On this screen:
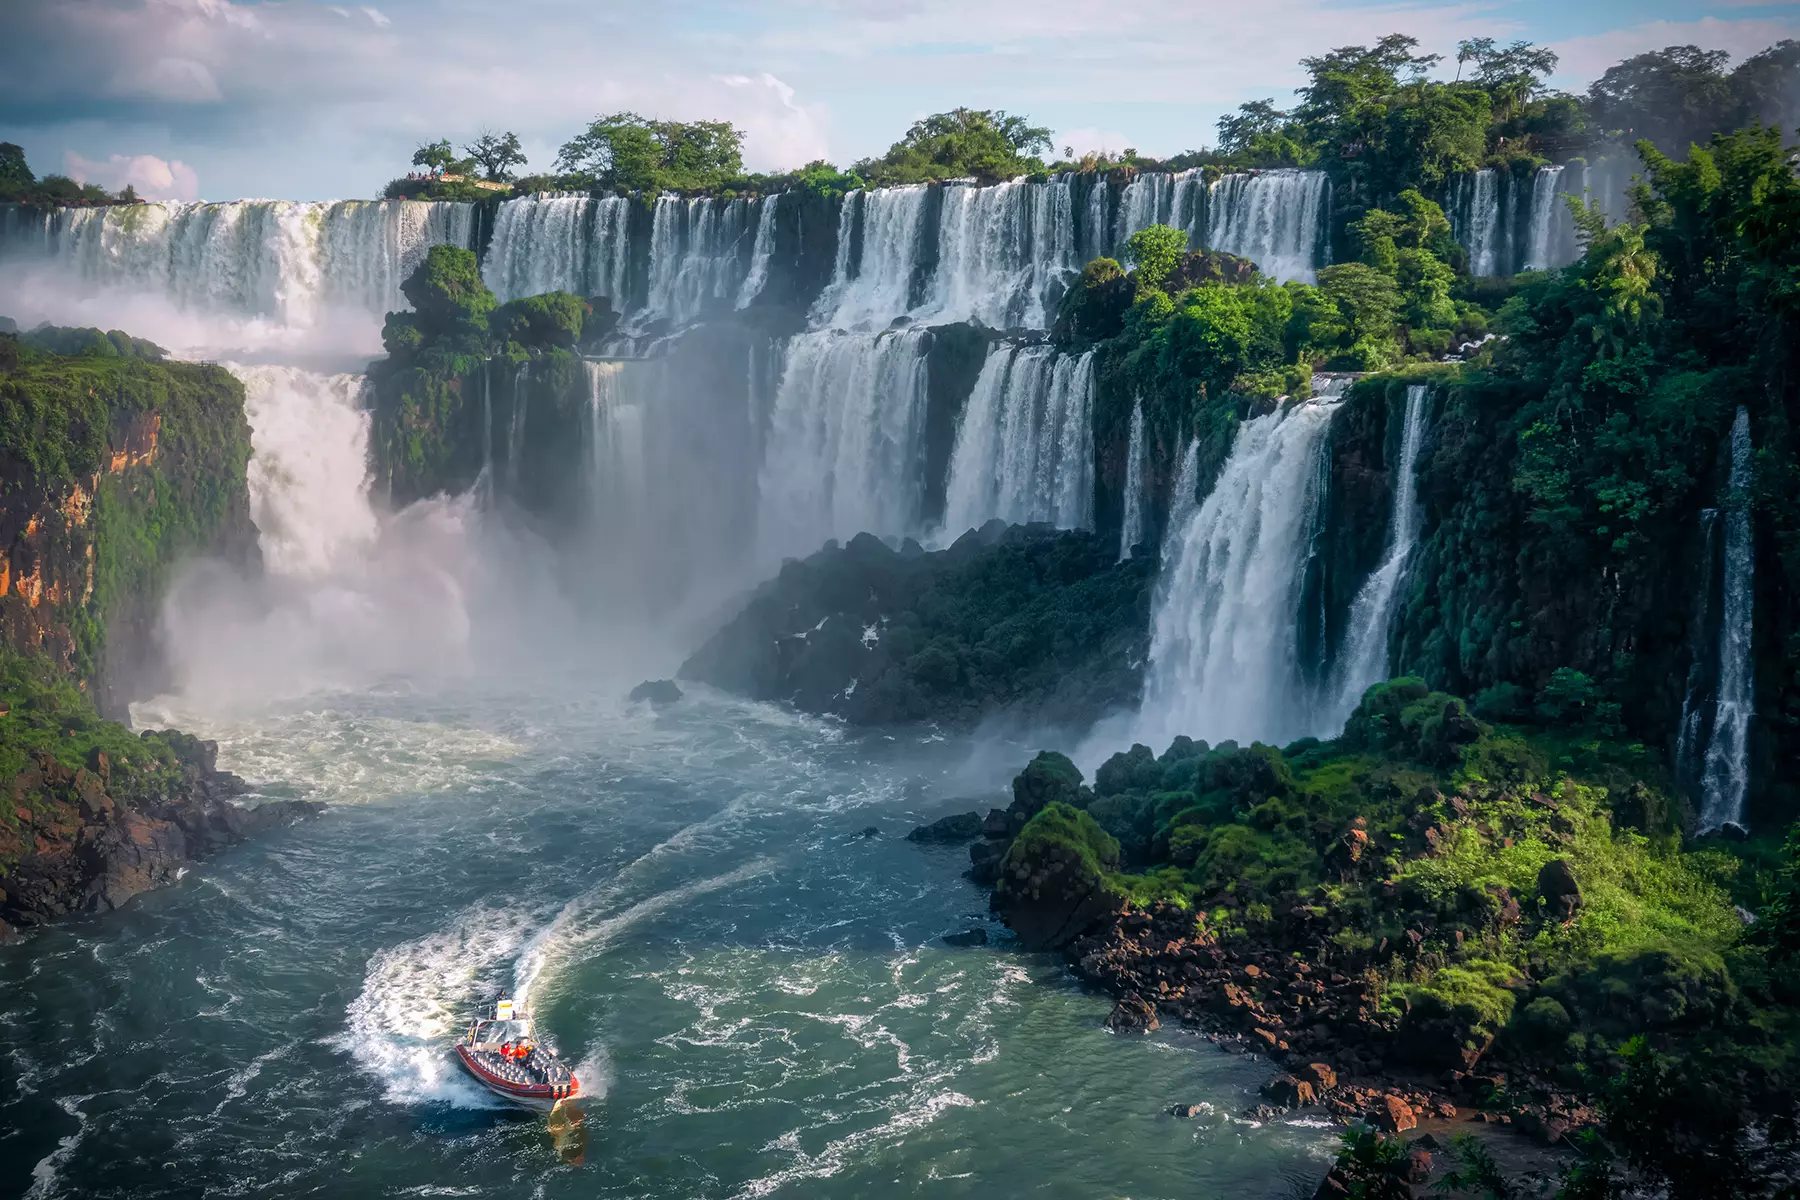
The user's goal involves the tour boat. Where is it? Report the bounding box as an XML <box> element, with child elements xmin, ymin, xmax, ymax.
<box><xmin>454</xmin><ymin>998</ymin><xmax>580</xmax><ymax>1111</ymax></box>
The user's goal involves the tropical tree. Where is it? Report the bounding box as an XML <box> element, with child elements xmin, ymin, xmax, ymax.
<box><xmin>464</xmin><ymin>130</ymin><xmax>527</xmax><ymax>183</ymax></box>
<box><xmin>411</xmin><ymin>139</ymin><xmax>460</xmax><ymax>174</ymax></box>
<box><xmin>555</xmin><ymin>113</ymin><xmax>744</xmax><ymax>193</ymax></box>
<box><xmin>856</xmin><ymin>107</ymin><xmax>1053</xmax><ymax>185</ymax></box>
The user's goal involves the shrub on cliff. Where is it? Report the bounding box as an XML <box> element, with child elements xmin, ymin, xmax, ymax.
<box><xmin>402</xmin><ymin>246</ymin><xmax>495</xmax><ymax>341</ymax></box>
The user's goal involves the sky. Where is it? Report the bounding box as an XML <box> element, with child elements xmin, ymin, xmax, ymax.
<box><xmin>1</xmin><ymin>0</ymin><xmax>1797</xmax><ymax>203</ymax></box>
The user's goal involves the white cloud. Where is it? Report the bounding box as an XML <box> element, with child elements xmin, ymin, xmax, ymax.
<box><xmin>1549</xmin><ymin>15</ymin><xmax>1800</xmax><ymax>86</ymax></box>
<box><xmin>718</xmin><ymin>73</ymin><xmax>833</xmax><ymax>169</ymax></box>
<box><xmin>360</xmin><ymin>6</ymin><xmax>391</xmax><ymax>28</ymax></box>
<box><xmin>65</xmin><ymin>151</ymin><xmax>201</xmax><ymax>201</ymax></box>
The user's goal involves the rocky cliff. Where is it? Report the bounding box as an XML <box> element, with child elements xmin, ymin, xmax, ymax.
<box><xmin>681</xmin><ymin>523</ymin><xmax>1157</xmax><ymax>730</ymax></box>
<box><xmin>0</xmin><ymin>330</ymin><xmax>259</xmax><ymax>715</ymax></box>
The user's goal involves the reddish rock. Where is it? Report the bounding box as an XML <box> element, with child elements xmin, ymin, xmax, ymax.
<box><xmin>1374</xmin><ymin>1094</ymin><xmax>1417</xmax><ymax>1133</ymax></box>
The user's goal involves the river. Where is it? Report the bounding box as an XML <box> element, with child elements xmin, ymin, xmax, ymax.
<box><xmin>0</xmin><ymin>672</ymin><xmax>1334</xmax><ymax>1197</ymax></box>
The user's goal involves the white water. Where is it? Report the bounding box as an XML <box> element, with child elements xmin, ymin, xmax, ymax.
<box><xmin>1205</xmin><ymin>171</ymin><xmax>1329</xmax><ymax>283</ymax></box>
<box><xmin>756</xmin><ymin>328</ymin><xmax>932</xmax><ymax>560</ymax></box>
<box><xmin>1698</xmin><ymin>407</ymin><xmax>1755</xmax><ymax>833</ymax></box>
<box><xmin>925</xmin><ymin>179</ymin><xmax>1078</xmax><ymax>329</ymax></box>
<box><xmin>158</xmin><ymin>365</ymin><xmax>513</xmax><ymax>707</ymax></box>
<box><xmin>813</xmin><ymin>188</ymin><xmax>932</xmax><ymax>329</ymax></box>
<box><xmin>940</xmin><ymin>345</ymin><xmax>1094</xmax><ymax>537</ymax></box>
<box><xmin>736</xmin><ymin>193</ymin><xmax>780</xmax><ymax>309</ymax></box>
<box><xmin>1137</xmin><ymin>389</ymin><xmax>1345</xmax><ymax>749</ymax></box>
<box><xmin>646</xmin><ymin>196</ymin><xmax>753</xmax><ymax>326</ymax></box>
<box><xmin>1523</xmin><ymin>167</ymin><xmax>1565</xmax><ymax>271</ymax></box>
<box><xmin>585</xmin><ymin>360</ymin><xmax>648</xmax><ymax>523</ymax></box>
<box><xmin>482</xmin><ymin>194</ymin><xmax>632</xmax><ymax>304</ymax></box>
<box><xmin>231</xmin><ymin>365</ymin><xmax>379</xmax><ymax>580</ymax></box>
<box><xmin>1119</xmin><ymin>397</ymin><xmax>1147</xmax><ymax>560</ymax></box>
<box><xmin>1329</xmin><ymin>384</ymin><xmax>1430</xmax><ymax>718</ymax></box>
<box><xmin>1</xmin><ymin>200</ymin><xmax>473</xmax><ymax>331</ymax></box>
<box><xmin>1454</xmin><ymin>169</ymin><xmax>1504</xmax><ymax>277</ymax></box>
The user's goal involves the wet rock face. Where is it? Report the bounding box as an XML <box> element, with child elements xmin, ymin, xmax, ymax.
<box><xmin>679</xmin><ymin>525</ymin><xmax>1156</xmax><ymax>731</ymax></box>
<box><xmin>906</xmin><ymin>811</ymin><xmax>983</xmax><ymax>843</ymax></box>
<box><xmin>0</xmin><ymin>740</ymin><xmax>323</xmax><ymax>931</ymax></box>
<box><xmin>628</xmin><ymin>679</ymin><xmax>684</xmax><ymax>705</ymax></box>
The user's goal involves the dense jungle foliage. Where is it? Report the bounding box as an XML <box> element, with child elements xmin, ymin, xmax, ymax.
<box><xmin>1010</xmin><ymin>677</ymin><xmax>1798</xmax><ymax>1197</ymax></box>
<box><xmin>368</xmin><ymin>245</ymin><xmax>600</xmax><ymax>504</ymax></box>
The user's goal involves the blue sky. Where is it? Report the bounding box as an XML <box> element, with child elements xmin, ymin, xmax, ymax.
<box><xmin>2</xmin><ymin>0</ymin><xmax>1796</xmax><ymax>202</ymax></box>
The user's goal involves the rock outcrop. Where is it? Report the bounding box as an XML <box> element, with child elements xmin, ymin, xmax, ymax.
<box><xmin>0</xmin><ymin>734</ymin><xmax>321</xmax><ymax>934</ymax></box>
<box><xmin>680</xmin><ymin>524</ymin><xmax>1156</xmax><ymax>730</ymax></box>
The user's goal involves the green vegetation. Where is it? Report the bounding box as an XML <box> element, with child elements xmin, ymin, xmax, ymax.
<box><xmin>0</xmin><ymin>329</ymin><xmax>253</xmax><ymax>694</ymax></box>
<box><xmin>1011</xmin><ymin>677</ymin><xmax>1795</xmax><ymax>1191</ymax></box>
<box><xmin>853</xmin><ymin>107</ymin><xmax>1053</xmax><ymax>186</ymax></box>
<box><xmin>680</xmin><ymin>528</ymin><xmax>1159</xmax><ymax>729</ymax></box>
<box><xmin>368</xmin><ymin>246</ymin><xmax>597</xmax><ymax>503</ymax></box>
<box><xmin>1382</xmin><ymin>123</ymin><xmax>1800</xmax><ymax>822</ymax></box>
<box><xmin>0</xmin><ymin>143</ymin><xmax>138</xmax><ymax>208</ymax></box>
<box><xmin>554</xmin><ymin>113</ymin><xmax>745</xmax><ymax>194</ymax></box>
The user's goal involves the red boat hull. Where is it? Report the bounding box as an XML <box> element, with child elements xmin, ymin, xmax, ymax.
<box><xmin>455</xmin><ymin>1044</ymin><xmax>580</xmax><ymax>1111</ymax></box>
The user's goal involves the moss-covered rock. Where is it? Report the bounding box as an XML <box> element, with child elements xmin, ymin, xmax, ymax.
<box><xmin>991</xmin><ymin>801</ymin><xmax>1127</xmax><ymax>949</ymax></box>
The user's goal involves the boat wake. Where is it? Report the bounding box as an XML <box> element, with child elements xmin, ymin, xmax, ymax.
<box><xmin>335</xmin><ymin>903</ymin><xmax>543</xmax><ymax>1108</ymax></box>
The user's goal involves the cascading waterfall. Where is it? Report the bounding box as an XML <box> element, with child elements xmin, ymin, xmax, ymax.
<box><xmin>646</xmin><ymin>196</ymin><xmax>754</xmax><ymax>326</ymax></box>
<box><xmin>1329</xmin><ymin>384</ymin><xmax>1431</xmax><ymax>719</ymax></box>
<box><xmin>1137</xmin><ymin>386</ymin><xmax>1346</xmax><ymax>748</ymax></box>
<box><xmin>1119</xmin><ymin>398</ymin><xmax>1147</xmax><ymax>560</ymax></box>
<box><xmin>2</xmin><ymin>199</ymin><xmax>474</xmax><ymax>325</ymax></box>
<box><xmin>1452</xmin><ymin>169</ymin><xmax>1504</xmax><ymax>277</ymax></box>
<box><xmin>925</xmin><ymin>179</ymin><xmax>1078</xmax><ymax>329</ymax></box>
<box><xmin>483</xmin><ymin>194</ymin><xmax>632</xmax><ymax>304</ymax></box>
<box><xmin>1698</xmin><ymin>407</ymin><xmax>1756</xmax><ymax>833</ymax></box>
<box><xmin>813</xmin><ymin>187</ymin><xmax>932</xmax><ymax>328</ymax></box>
<box><xmin>508</xmin><ymin>361</ymin><xmax>529</xmax><ymax>491</ymax></box>
<box><xmin>1523</xmin><ymin>166</ymin><xmax>1565</xmax><ymax>271</ymax></box>
<box><xmin>1205</xmin><ymin>170</ymin><xmax>1329</xmax><ymax>283</ymax></box>
<box><xmin>736</xmin><ymin>194</ymin><xmax>780</xmax><ymax>309</ymax></box>
<box><xmin>756</xmin><ymin>328</ymin><xmax>932</xmax><ymax>560</ymax></box>
<box><xmin>585</xmin><ymin>360</ymin><xmax>647</xmax><ymax>519</ymax></box>
<box><xmin>940</xmin><ymin>345</ymin><xmax>1095</xmax><ymax>537</ymax></box>
<box><xmin>231</xmin><ymin>365</ymin><xmax>380</xmax><ymax>579</ymax></box>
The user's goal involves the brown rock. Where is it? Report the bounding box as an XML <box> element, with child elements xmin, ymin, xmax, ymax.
<box><xmin>1404</xmin><ymin>1149</ymin><xmax>1433</xmax><ymax>1184</ymax></box>
<box><xmin>1374</xmin><ymin>1094</ymin><xmax>1417</xmax><ymax>1133</ymax></box>
<box><xmin>1261</xmin><ymin>1073</ymin><xmax>1317</xmax><ymax>1107</ymax></box>
<box><xmin>1107</xmin><ymin>992</ymin><xmax>1159</xmax><ymax>1034</ymax></box>
<box><xmin>1298</xmin><ymin>1062</ymin><xmax>1337</xmax><ymax>1092</ymax></box>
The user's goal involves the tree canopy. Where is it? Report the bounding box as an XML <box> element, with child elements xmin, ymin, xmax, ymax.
<box><xmin>856</xmin><ymin>107</ymin><xmax>1053</xmax><ymax>185</ymax></box>
<box><xmin>554</xmin><ymin>113</ymin><xmax>745</xmax><ymax>193</ymax></box>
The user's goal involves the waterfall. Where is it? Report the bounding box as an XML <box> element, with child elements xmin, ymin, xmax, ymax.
<box><xmin>231</xmin><ymin>364</ymin><xmax>379</xmax><ymax>579</ymax></box>
<box><xmin>1204</xmin><ymin>170</ymin><xmax>1329</xmax><ymax>283</ymax></box>
<box><xmin>1698</xmin><ymin>407</ymin><xmax>1756</xmax><ymax>833</ymax></box>
<box><xmin>1523</xmin><ymin>167</ymin><xmax>1565</xmax><ymax>271</ymax></box>
<box><xmin>479</xmin><ymin>365</ymin><xmax>495</xmax><ymax>506</ymax></box>
<box><xmin>3</xmin><ymin>199</ymin><xmax>474</xmax><ymax>325</ymax></box>
<box><xmin>1329</xmin><ymin>383</ymin><xmax>1431</xmax><ymax>720</ymax></box>
<box><xmin>1083</xmin><ymin>174</ymin><xmax>1113</xmax><ymax>262</ymax></box>
<box><xmin>756</xmin><ymin>328</ymin><xmax>932</xmax><ymax>559</ymax></box>
<box><xmin>813</xmin><ymin>187</ymin><xmax>932</xmax><ymax>329</ymax></box>
<box><xmin>940</xmin><ymin>345</ymin><xmax>1095</xmax><ymax>537</ymax></box>
<box><xmin>1119</xmin><ymin>398</ymin><xmax>1147</xmax><ymax>560</ymax></box>
<box><xmin>646</xmin><ymin>196</ymin><xmax>754</xmax><ymax>326</ymax></box>
<box><xmin>736</xmin><ymin>195</ymin><xmax>780</xmax><ymax>309</ymax></box>
<box><xmin>924</xmin><ymin>179</ymin><xmax>1077</xmax><ymax>329</ymax></box>
<box><xmin>585</xmin><ymin>360</ymin><xmax>647</xmax><ymax>519</ymax></box>
<box><xmin>507</xmin><ymin>361</ymin><xmax>529</xmax><ymax>491</ymax></box>
<box><xmin>1165</xmin><ymin>438</ymin><xmax>1201</xmax><ymax>544</ymax></box>
<box><xmin>1137</xmin><ymin>391</ymin><xmax>1345</xmax><ymax>748</ymax></box>
<box><xmin>1452</xmin><ymin>170</ymin><xmax>1504</xmax><ymax>277</ymax></box>
<box><xmin>483</xmin><ymin>194</ymin><xmax>632</xmax><ymax>304</ymax></box>
<box><xmin>1114</xmin><ymin>172</ymin><xmax>1175</xmax><ymax>248</ymax></box>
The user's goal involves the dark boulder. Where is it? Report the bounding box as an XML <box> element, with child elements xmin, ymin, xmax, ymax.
<box><xmin>907</xmin><ymin>812</ymin><xmax>983</xmax><ymax>843</ymax></box>
<box><xmin>991</xmin><ymin>802</ymin><xmax>1126</xmax><ymax>950</ymax></box>
<box><xmin>628</xmin><ymin>679</ymin><xmax>684</xmax><ymax>705</ymax></box>
<box><xmin>1536</xmin><ymin>859</ymin><xmax>1582</xmax><ymax>922</ymax></box>
<box><xmin>941</xmin><ymin>928</ymin><xmax>989</xmax><ymax>947</ymax></box>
